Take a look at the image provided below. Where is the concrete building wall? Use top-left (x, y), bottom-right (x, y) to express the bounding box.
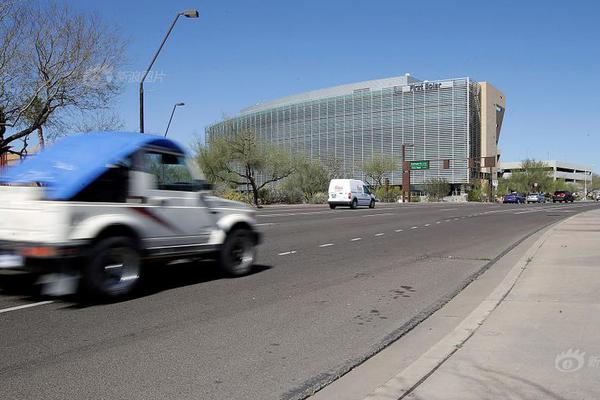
top-left (479, 82), bottom-right (505, 177)
top-left (499, 160), bottom-right (592, 187)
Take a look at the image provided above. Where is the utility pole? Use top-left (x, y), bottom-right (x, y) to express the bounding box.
top-left (401, 144), bottom-right (414, 203)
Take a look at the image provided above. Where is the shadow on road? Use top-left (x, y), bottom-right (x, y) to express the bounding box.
top-left (0, 261), bottom-right (272, 307)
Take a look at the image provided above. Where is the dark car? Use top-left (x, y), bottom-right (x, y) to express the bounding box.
top-left (553, 190), bottom-right (574, 203)
top-left (503, 192), bottom-right (526, 204)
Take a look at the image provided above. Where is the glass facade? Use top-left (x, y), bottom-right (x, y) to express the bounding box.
top-left (206, 77), bottom-right (482, 186)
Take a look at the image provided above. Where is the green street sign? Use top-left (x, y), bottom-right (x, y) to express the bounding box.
top-left (410, 160), bottom-right (429, 170)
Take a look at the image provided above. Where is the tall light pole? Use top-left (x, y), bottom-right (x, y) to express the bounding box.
top-left (139, 9), bottom-right (199, 133)
top-left (164, 102), bottom-right (185, 137)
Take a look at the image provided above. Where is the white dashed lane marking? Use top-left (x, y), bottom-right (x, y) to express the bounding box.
top-left (319, 243), bottom-right (334, 248)
top-left (278, 250), bottom-right (297, 256)
top-left (350, 237), bottom-right (362, 241)
top-left (395, 229), bottom-right (403, 232)
top-left (0, 301), bottom-right (54, 315)
top-left (375, 233), bottom-right (385, 236)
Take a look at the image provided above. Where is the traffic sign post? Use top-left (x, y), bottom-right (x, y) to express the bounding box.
top-left (409, 160), bottom-right (430, 170)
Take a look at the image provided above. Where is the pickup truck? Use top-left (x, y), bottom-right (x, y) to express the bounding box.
top-left (0, 132), bottom-right (261, 300)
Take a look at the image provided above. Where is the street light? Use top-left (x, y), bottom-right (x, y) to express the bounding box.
top-left (139, 10), bottom-right (199, 133)
top-left (164, 102), bottom-right (185, 137)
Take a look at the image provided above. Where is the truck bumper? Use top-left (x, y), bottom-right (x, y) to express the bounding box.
top-left (0, 240), bottom-right (86, 275)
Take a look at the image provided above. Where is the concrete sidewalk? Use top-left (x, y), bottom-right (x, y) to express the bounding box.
top-left (394, 208), bottom-right (600, 399)
top-left (311, 208), bottom-right (600, 400)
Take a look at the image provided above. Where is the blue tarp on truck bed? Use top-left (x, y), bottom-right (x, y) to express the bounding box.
top-left (0, 132), bottom-right (185, 200)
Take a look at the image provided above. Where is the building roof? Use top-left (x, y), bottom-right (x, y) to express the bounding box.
top-left (0, 132), bottom-right (185, 200)
top-left (499, 160), bottom-right (593, 173)
top-left (241, 74), bottom-right (422, 115)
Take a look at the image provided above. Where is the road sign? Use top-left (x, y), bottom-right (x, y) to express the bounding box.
top-left (409, 160), bottom-right (429, 170)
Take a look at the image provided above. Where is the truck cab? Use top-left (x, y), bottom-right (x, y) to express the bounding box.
top-left (0, 132), bottom-right (261, 300)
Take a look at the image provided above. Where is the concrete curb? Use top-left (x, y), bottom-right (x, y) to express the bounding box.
top-left (362, 212), bottom-right (580, 400)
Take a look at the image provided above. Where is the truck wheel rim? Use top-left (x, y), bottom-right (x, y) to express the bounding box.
top-left (101, 247), bottom-right (140, 294)
top-left (229, 235), bottom-right (254, 273)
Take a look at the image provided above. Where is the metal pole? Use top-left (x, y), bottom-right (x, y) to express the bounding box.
top-left (164, 103), bottom-right (184, 137)
top-left (402, 144), bottom-right (406, 202)
top-left (140, 13), bottom-right (184, 133)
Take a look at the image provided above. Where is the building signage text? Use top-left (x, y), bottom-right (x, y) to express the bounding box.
top-left (409, 82), bottom-right (442, 92)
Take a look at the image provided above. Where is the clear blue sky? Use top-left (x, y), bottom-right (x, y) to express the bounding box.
top-left (69, 0), bottom-right (600, 169)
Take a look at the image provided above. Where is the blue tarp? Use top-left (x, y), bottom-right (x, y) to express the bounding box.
top-left (0, 132), bottom-right (185, 200)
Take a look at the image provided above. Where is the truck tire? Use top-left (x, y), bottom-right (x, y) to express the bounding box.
top-left (329, 204), bottom-right (336, 209)
top-left (369, 199), bottom-right (375, 208)
top-left (350, 198), bottom-right (358, 209)
top-left (218, 228), bottom-right (256, 276)
top-left (82, 236), bottom-right (141, 300)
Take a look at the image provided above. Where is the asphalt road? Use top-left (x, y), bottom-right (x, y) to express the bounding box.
top-left (1, 201), bottom-right (598, 400)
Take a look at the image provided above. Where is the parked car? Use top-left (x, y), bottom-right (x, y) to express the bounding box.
top-left (503, 192), bottom-right (526, 204)
top-left (0, 132), bottom-right (261, 300)
top-left (526, 193), bottom-right (546, 203)
top-left (328, 179), bottom-right (375, 209)
top-left (553, 190), bottom-right (575, 203)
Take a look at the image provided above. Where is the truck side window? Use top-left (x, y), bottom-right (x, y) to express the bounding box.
top-left (363, 186), bottom-right (371, 195)
top-left (71, 157), bottom-right (131, 202)
top-left (143, 151), bottom-right (195, 191)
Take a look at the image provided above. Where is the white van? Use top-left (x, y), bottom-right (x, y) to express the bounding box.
top-left (328, 179), bottom-right (375, 209)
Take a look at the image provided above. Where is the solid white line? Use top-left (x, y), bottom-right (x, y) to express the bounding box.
top-left (319, 243), bottom-right (334, 247)
top-left (350, 237), bottom-right (362, 241)
top-left (0, 301), bottom-right (54, 314)
top-left (375, 233), bottom-right (385, 236)
top-left (256, 223), bottom-right (276, 226)
top-left (362, 213), bottom-right (393, 218)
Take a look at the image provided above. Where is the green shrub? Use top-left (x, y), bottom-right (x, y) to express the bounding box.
top-left (424, 178), bottom-right (450, 201)
top-left (468, 187), bottom-right (483, 202)
top-left (216, 188), bottom-right (250, 203)
top-left (374, 187), bottom-right (401, 203)
top-left (259, 186), bottom-right (303, 204)
top-left (308, 192), bottom-right (328, 204)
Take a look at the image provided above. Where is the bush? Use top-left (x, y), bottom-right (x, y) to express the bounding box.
top-left (215, 188), bottom-right (250, 204)
top-left (424, 178), bottom-right (450, 201)
top-left (308, 192), bottom-right (328, 204)
top-left (259, 186), bottom-right (303, 205)
top-left (468, 186), bottom-right (483, 202)
top-left (374, 187), bottom-right (401, 203)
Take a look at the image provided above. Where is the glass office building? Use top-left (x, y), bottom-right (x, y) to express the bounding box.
top-left (206, 75), bottom-right (505, 189)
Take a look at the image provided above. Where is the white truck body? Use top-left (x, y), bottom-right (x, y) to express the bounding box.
top-left (0, 132), bottom-right (260, 299)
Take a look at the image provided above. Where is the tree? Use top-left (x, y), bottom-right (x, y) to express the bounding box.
top-left (505, 159), bottom-right (553, 193)
top-left (0, 2), bottom-right (125, 158)
top-left (197, 130), bottom-right (296, 207)
top-left (284, 159), bottom-right (329, 203)
top-left (322, 156), bottom-right (347, 180)
top-left (424, 178), bottom-right (450, 201)
top-left (360, 156), bottom-right (396, 190)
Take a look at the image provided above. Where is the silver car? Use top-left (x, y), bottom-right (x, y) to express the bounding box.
top-left (526, 193), bottom-right (546, 203)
